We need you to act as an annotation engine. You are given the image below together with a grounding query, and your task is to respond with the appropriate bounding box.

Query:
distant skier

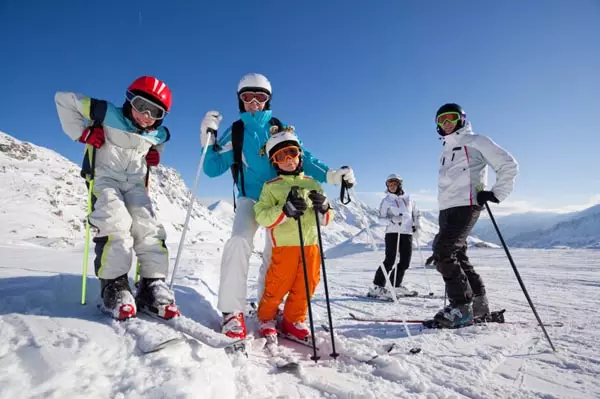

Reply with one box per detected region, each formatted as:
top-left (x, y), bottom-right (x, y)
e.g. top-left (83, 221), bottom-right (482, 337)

top-left (55, 76), bottom-right (178, 321)
top-left (430, 103), bottom-right (518, 328)
top-left (199, 73), bottom-right (356, 339)
top-left (253, 128), bottom-right (333, 343)
top-left (367, 174), bottom-right (421, 300)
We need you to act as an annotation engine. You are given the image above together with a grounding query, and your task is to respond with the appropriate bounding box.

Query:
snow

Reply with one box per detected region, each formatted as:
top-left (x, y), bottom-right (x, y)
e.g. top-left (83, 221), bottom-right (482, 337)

top-left (2, 130), bottom-right (600, 398)
top-left (2, 243), bottom-right (599, 398)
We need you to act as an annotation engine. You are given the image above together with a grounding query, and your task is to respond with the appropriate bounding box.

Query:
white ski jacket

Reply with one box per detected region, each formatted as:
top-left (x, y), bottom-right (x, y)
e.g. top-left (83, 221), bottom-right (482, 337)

top-left (378, 192), bottom-right (421, 235)
top-left (438, 122), bottom-right (518, 211)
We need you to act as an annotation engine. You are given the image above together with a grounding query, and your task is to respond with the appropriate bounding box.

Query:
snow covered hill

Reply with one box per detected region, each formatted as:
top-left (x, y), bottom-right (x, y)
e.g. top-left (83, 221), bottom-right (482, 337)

top-left (0, 130), bottom-right (497, 260)
top-left (1, 131), bottom-right (599, 398)
top-left (509, 204), bottom-right (600, 249)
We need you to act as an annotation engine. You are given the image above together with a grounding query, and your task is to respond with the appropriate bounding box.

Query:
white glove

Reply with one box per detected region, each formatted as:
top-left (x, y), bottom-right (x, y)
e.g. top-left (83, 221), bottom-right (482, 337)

top-left (326, 166), bottom-right (356, 187)
top-left (200, 110), bottom-right (223, 147)
top-left (386, 207), bottom-right (402, 217)
top-left (392, 216), bottom-right (403, 224)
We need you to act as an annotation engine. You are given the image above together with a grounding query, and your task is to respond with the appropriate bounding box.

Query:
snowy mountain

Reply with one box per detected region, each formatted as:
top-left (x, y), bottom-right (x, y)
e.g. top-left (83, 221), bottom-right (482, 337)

top-left (0, 131), bottom-right (232, 252)
top-left (472, 212), bottom-right (571, 245)
top-left (0, 131), bottom-right (497, 258)
top-left (470, 205), bottom-right (600, 249)
top-left (508, 204), bottom-right (600, 249)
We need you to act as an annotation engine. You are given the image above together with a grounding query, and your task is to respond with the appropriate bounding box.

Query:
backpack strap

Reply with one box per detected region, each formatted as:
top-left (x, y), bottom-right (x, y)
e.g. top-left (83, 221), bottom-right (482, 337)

top-left (230, 117), bottom-right (284, 209)
top-left (230, 120), bottom-right (246, 209)
top-left (80, 99), bottom-right (107, 180)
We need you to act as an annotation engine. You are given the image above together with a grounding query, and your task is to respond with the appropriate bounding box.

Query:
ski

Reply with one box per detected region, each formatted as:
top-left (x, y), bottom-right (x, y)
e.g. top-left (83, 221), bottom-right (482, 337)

top-left (348, 310), bottom-right (564, 328)
top-left (98, 303), bottom-right (184, 354)
top-left (341, 293), bottom-right (440, 303)
top-left (137, 307), bottom-right (247, 350)
top-left (263, 336), bottom-right (301, 372)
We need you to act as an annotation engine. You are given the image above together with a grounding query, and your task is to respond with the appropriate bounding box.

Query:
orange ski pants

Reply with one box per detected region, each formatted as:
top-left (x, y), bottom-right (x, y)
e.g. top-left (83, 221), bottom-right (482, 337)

top-left (257, 245), bottom-right (321, 324)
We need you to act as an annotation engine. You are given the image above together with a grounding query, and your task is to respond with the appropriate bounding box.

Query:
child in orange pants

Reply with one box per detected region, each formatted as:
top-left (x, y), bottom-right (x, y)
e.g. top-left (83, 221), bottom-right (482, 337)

top-left (254, 129), bottom-right (333, 343)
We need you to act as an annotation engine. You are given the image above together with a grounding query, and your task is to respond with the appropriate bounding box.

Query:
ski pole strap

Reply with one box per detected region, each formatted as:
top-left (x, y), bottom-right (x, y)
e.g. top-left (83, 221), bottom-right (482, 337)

top-left (208, 127), bottom-right (219, 152)
top-left (340, 180), bottom-right (351, 205)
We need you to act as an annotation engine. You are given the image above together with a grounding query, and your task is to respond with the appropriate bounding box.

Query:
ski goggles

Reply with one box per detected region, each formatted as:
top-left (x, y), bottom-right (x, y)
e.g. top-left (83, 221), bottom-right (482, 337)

top-left (436, 111), bottom-right (462, 126)
top-left (271, 146), bottom-right (301, 164)
top-left (386, 178), bottom-right (401, 186)
top-left (239, 91), bottom-right (270, 104)
top-left (126, 91), bottom-right (167, 120)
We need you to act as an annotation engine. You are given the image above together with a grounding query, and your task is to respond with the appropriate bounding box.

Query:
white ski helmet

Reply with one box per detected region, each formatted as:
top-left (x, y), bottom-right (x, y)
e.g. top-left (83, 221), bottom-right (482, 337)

top-left (386, 174), bottom-right (402, 183)
top-left (237, 73), bottom-right (272, 112)
top-left (237, 73), bottom-right (272, 95)
top-left (265, 130), bottom-right (300, 160)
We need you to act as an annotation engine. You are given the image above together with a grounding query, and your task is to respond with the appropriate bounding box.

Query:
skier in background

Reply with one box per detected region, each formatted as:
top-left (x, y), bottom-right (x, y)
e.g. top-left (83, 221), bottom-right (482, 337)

top-left (368, 174), bottom-right (421, 300)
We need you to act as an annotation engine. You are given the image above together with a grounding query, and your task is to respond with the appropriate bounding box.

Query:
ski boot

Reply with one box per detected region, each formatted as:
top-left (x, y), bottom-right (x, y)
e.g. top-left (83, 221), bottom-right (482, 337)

top-left (222, 312), bottom-right (247, 339)
top-left (367, 285), bottom-right (394, 300)
top-left (394, 285), bottom-right (418, 297)
top-left (135, 278), bottom-right (180, 319)
top-left (472, 295), bottom-right (490, 320)
top-left (432, 302), bottom-right (474, 329)
top-left (281, 318), bottom-right (311, 343)
top-left (100, 274), bottom-right (137, 320)
top-left (259, 319), bottom-right (278, 344)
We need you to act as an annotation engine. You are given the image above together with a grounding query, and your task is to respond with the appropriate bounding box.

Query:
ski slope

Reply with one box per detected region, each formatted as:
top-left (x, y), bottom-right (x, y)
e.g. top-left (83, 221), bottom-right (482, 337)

top-left (0, 242), bottom-right (598, 399)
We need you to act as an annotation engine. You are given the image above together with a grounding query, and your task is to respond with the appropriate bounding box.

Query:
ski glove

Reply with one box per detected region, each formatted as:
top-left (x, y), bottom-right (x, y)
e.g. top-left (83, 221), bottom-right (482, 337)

top-left (283, 190), bottom-right (307, 218)
top-left (412, 225), bottom-right (417, 233)
top-left (146, 149), bottom-right (160, 166)
top-left (425, 255), bottom-right (436, 266)
top-left (78, 126), bottom-right (105, 148)
top-left (200, 110), bottom-right (222, 147)
top-left (326, 166), bottom-right (356, 188)
top-left (476, 190), bottom-right (499, 206)
top-left (308, 190), bottom-right (330, 214)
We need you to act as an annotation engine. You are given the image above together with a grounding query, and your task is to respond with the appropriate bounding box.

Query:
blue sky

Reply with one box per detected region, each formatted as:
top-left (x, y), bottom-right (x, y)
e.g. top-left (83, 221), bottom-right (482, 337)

top-left (1, 0), bottom-right (599, 214)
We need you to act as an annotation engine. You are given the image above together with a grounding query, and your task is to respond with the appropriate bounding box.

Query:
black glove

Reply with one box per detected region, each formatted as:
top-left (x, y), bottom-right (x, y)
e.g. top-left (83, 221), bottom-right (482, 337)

top-left (283, 189), bottom-right (307, 218)
top-left (425, 255), bottom-right (436, 266)
top-left (412, 225), bottom-right (417, 233)
top-left (308, 190), bottom-right (330, 214)
top-left (476, 190), bottom-right (499, 206)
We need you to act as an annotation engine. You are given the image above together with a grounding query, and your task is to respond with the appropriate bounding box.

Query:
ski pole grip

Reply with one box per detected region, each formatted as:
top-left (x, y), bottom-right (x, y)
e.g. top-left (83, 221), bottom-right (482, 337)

top-left (207, 127), bottom-right (219, 151)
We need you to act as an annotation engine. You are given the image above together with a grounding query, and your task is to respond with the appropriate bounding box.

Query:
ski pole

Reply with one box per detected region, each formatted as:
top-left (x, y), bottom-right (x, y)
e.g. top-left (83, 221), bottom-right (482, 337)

top-left (135, 166), bottom-right (152, 285)
top-left (312, 194), bottom-right (339, 359)
top-left (415, 234), bottom-right (434, 296)
top-left (484, 202), bottom-right (556, 352)
top-left (81, 145), bottom-right (97, 305)
top-left (291, 187), bottom-right (320, 362)
top-left (378, 262), bottom-right (422, 354)
top-left (169, 129), bottom-right (216, 290)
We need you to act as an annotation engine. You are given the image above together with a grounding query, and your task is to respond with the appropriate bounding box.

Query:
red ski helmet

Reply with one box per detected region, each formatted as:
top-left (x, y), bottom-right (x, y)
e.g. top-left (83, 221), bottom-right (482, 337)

top-left (127, 76), bottom-right (172, 112)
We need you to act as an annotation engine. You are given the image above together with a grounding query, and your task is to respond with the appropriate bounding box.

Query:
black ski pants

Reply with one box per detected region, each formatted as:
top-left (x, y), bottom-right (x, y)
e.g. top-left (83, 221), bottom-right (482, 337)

top-left (433, 205), bottom-right (485, 305)
top-left (374, 233), bottom-right (413, 288)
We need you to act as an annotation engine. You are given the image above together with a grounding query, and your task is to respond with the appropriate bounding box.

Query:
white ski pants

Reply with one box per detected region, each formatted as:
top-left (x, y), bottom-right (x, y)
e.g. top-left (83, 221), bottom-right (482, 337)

top-left (217, 197), bottom-right (272, 314)
top-left (90, 177), bottom-right (168, 280)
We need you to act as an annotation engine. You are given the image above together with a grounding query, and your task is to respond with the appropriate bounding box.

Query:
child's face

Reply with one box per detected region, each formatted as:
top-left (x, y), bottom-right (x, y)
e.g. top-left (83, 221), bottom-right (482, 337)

top-left (131, 108), bottom-right (156, 128)
top-left (272, 145), bottom-right (301, 172)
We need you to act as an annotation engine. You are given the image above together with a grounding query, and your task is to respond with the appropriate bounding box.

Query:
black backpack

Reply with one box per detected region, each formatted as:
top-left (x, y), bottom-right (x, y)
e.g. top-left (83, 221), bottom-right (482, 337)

top-left (228, 117), bottom-right (283, 208)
